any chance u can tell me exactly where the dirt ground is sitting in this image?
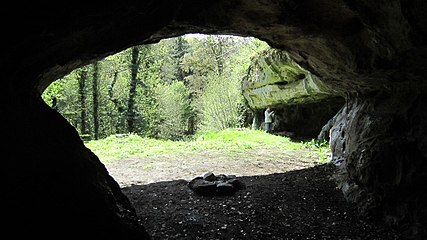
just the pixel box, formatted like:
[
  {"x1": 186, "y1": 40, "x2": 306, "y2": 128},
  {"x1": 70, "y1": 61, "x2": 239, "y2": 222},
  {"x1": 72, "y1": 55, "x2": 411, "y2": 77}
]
[{"x1": 104, "y1": 148, "x2": 404, "y2": 240}]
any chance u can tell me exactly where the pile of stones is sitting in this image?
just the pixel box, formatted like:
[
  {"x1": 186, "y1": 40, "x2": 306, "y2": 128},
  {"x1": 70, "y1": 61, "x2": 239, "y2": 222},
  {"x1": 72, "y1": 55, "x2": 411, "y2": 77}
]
[{"x1": 188, "y1": 172, "x2": 245, "y2": 196}]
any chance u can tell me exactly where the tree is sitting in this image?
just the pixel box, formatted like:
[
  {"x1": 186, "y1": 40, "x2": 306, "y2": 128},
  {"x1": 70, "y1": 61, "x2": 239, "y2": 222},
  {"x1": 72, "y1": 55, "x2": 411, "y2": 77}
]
[
  {"x1": 205, "y1": 35, "x2": 228, "y2": 75},
  {"x1": 199, "y1": 74, "x2": 243, "y2": 131},
  {"x1": 160, "y1": 36, "x2": 190, "y2": 84},
  {"x1": 127, "y1": 46, "x2": 140, "y2": 133},
  {"x1": 103, "y1": 50, "x2": 130, "y2": 135},
  {"x1": 41, "y1": 34, "x2": 270, "y2": 139},
  {"x1": 92, "y1": 62, "x2": 100, "y2": 139},
  {"x1": 78, "y1": 67, "x2": 89, "y2": 137},
  {"x1": 181, "y1": 35, "x2": 269, "y2": 131},
  {"x1": 155, "y1": 81, "x2": 191, "y2": 139}
]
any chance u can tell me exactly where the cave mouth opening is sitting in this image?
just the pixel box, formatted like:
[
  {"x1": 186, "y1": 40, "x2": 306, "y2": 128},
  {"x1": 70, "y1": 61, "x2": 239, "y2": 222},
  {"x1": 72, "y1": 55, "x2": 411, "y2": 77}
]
[
  {"x1": 40, "y1": 31, "x2": 390, "y2": 239},
  {"x1": 42, "y1": 33, "x2": 270, "y2": 141},
  {"x1": 41, "y1": 33, "x2": 334, "y2": 187}
]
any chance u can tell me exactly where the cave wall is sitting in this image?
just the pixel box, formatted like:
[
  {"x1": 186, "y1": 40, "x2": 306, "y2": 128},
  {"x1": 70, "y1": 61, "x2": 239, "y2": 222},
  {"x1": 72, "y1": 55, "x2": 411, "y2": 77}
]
[
  {"x1": 326, "y1": 92, "x2": 427, "y2": 237},
  {"x1": 2, "y1": 0, "x2": 427, "y2": 238},
  {"x1": 4, "y1": 95, "x2": 150, "y2": 238}
]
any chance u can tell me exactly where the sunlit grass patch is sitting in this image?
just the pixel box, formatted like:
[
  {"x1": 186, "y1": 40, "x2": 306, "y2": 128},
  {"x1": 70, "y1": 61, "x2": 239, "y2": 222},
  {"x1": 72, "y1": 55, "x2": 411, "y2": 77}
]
[
  {"x1": 193, "y1": 128, "x2": 303, "y2": 151},
  {"x1": 85, "y1": 128, "x2": 330, "y2": 164}
]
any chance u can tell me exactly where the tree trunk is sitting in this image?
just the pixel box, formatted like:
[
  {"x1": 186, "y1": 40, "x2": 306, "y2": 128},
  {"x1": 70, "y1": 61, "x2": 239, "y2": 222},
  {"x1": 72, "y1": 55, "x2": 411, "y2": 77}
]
[
  {"x1": 108, "y1": 71, "x2": 126, "y2": 133},
  {"x1": 92, "y1": 62, "x2": 100, "y2": 139},
  {"x1": 207, "y1": 35, "x2": 226, "y2": 76},
  {"x1": 175, "y1": 36, "x2": 188, "y2": 81},
  {"x1": 127, "y1": 46, "x2": 139, "y2": 133},
  {"x1": 78, "y1": 68, "x2": 88, "y2": 136}
]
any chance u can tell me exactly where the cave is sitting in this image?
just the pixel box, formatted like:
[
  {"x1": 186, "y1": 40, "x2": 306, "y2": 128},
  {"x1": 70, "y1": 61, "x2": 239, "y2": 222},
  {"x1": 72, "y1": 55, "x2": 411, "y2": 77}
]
[{"x1": 3, "y1": 0, "x2": 427, "y2": 239}]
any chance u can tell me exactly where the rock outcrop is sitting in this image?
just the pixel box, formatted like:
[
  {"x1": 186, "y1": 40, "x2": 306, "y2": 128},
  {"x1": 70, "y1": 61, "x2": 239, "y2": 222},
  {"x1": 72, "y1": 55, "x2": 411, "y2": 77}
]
[
  {"x1": 2, "y1": 0, "x2": 427, "y2": 238},
  {"x1": 242, "y1": 49, "x2": 336, "y2": 108},
  {"x1": 242, "y1": 49, "x2": 344, "y2": 138},
  {"x1": 324, "y1": 93, "x2": 427, "y2": 237}
]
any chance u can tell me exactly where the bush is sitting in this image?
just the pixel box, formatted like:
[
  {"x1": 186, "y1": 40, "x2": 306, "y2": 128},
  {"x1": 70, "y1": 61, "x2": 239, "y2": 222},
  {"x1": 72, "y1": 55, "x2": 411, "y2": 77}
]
[
  {"x1": 199, "y1": 75, "x2": 243, "y2": 131},
  {"x1": 155, "y1": 81, "x2": 191, "y2": 140}
]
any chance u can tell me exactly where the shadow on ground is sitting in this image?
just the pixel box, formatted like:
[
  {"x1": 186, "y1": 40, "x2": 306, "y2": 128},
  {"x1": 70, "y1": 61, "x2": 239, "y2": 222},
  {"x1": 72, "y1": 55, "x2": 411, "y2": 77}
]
[{"x1": 122, "y1": 164, "x2": 402, "y2": 240}]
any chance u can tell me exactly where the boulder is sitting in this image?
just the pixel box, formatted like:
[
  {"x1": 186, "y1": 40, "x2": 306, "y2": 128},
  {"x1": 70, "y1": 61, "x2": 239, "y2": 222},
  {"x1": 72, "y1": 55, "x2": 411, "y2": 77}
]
[{"x1": 242, "y1": 49, "x2": 335, "y2": 108}]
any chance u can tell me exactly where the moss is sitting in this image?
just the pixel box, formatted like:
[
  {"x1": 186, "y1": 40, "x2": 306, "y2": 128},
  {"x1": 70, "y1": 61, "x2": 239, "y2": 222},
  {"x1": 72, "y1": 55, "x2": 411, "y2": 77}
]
[
  {"x1": 243, "y1": 49, "x2": 310, "y2": 90},
  {"x1": 242, "y1": 49, "x2": 333, "y2": 109}
]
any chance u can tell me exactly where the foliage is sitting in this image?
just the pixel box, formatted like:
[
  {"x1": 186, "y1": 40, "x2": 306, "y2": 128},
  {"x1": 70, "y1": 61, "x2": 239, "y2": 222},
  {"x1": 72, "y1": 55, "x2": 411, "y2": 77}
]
[
  {"x1": 42, "y1": 34, "x2": 270, "y2": 140},
  {"x1": 42, "y1": 80, "x2": 63, "y2": 106},
  {"x1": 198, "y1": 75, "x2": 243, "y2": 131},
  {"x1": 303, "y1": 139, "x2": 331, "y2": 164},
  {"x1": 183, "y1": 35, "x2": 269, "y2": 131},
  {"x1": 154, "y1": 81, "x2": 191, "y2": 140}
]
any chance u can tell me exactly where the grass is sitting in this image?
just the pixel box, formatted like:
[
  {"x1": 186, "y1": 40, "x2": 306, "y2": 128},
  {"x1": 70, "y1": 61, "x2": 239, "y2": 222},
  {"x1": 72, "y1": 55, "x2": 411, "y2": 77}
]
[{"x1": 85, "y1": 128, "x2": 330, "y2": 164}]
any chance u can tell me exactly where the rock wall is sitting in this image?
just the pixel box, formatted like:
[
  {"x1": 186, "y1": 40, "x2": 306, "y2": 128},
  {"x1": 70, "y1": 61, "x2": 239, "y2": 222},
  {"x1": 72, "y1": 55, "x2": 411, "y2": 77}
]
[
  {"x1": 325, "y1": 92, "x2": 427, "y2": 237},
  {"x1": 4, "y1": 94, "x2": 150, "y2": 238},
  {"x1": 2, "y1": 0, "x2": 427, "y2": 239},
  {"x1": 244, "y1": 44, "x2": 427, "y2": 238}
]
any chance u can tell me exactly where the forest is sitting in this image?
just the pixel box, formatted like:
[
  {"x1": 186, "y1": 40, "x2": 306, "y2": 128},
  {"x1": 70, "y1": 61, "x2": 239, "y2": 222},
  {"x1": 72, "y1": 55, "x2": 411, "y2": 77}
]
[{"x1": 42, "y1": 34, "x2": 269, "y2": 140}]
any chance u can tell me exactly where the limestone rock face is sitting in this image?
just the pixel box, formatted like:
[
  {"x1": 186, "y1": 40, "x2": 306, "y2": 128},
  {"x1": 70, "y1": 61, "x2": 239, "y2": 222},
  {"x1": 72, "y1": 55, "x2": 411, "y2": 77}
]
[
  {"x1": 242, "y1": 49, "x2": 334, "y2": 109},
  {"x1": 328, "y1": 93, "x2": 427, "y2": 237},
  {"x1": 243, "y1": 49, "x2": 344, "y2": 137}
]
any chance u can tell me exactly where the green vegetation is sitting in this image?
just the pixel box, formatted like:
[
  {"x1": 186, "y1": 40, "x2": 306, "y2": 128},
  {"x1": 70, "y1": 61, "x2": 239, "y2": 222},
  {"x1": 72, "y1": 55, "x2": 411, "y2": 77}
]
[
  {"x1": 303, "y1": 139, "x2": 331, "y2": 164},
  {"x1": 43, "y1": 34, "x2": 269, "y2": 140},
  {"x1": 85, "y1": 128, "x2": 330, "y2": 164},
  {"x1": 44, "y1": 34, "x2": 332, "y2": 167}
]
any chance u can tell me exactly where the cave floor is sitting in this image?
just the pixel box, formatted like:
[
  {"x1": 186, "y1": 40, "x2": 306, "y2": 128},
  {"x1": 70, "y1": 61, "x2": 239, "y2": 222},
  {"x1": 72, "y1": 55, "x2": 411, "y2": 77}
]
[{"x1": 105, "y1": 149, "x2": 403, "y2": 240}]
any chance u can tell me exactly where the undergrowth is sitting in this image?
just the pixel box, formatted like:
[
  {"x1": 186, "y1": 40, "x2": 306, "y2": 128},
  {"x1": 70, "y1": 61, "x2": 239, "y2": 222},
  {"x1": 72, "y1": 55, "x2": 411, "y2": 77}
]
[{"x1": 85, "y1": 128, "x2": 330, "y2": 164}]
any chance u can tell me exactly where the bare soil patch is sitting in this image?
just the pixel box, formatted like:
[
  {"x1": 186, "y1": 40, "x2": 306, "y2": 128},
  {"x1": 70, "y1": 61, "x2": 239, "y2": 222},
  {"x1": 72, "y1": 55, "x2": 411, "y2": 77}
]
[
  {"x1": 105, "y1": 148, "x2": 315, "y2": 187},
  {"x1": 104, "y1": 148, "x2": 403, "y2": 239}
]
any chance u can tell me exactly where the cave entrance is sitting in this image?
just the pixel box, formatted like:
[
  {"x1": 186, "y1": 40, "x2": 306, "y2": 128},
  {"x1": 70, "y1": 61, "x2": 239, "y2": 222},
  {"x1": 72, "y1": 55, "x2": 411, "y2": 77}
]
[
  {"x1": 42, "y1": 33, "x2": 333, "y2": 187},
  {"x1": 41, "y1": 33, "x2": 383, "y2": 239},
  {"x1": 42, "y1": 34, "x2": 270, "y2": 140}
]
